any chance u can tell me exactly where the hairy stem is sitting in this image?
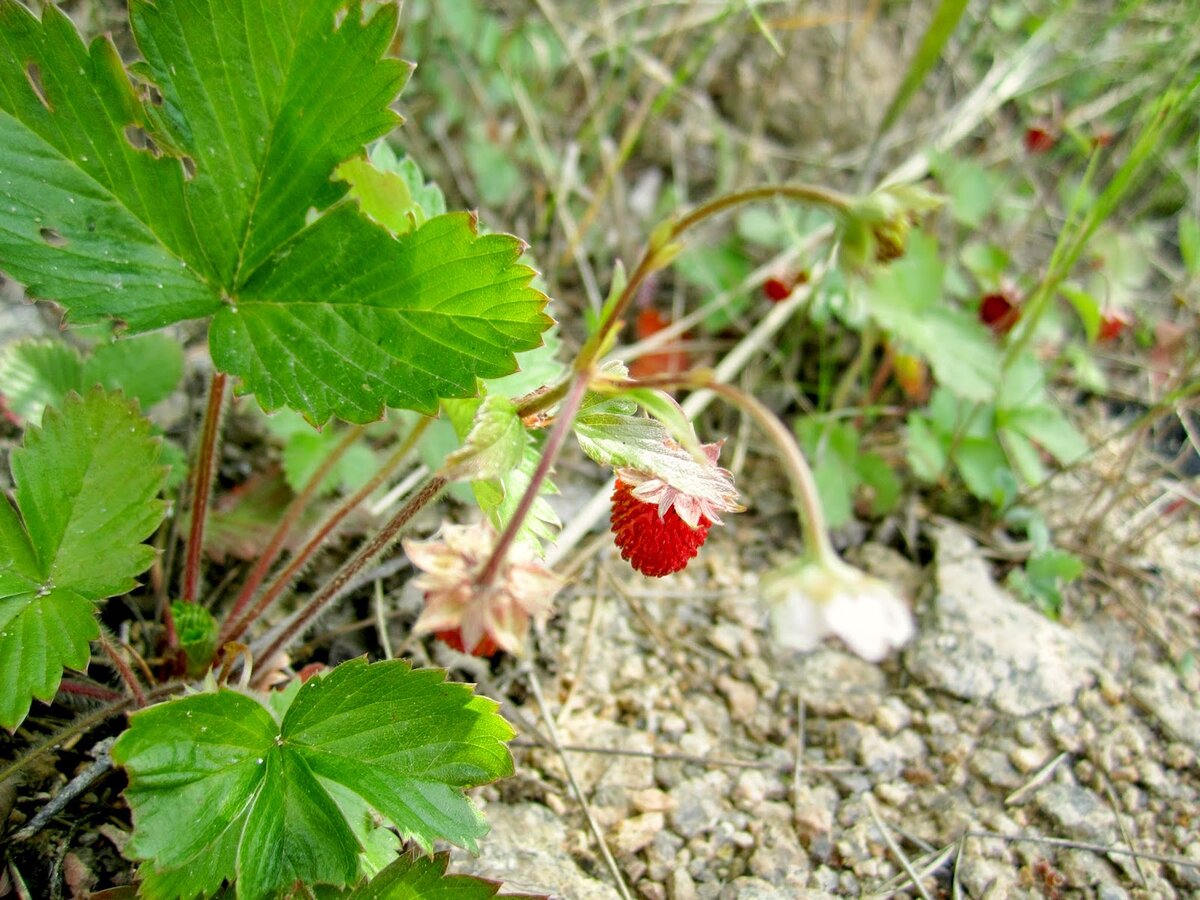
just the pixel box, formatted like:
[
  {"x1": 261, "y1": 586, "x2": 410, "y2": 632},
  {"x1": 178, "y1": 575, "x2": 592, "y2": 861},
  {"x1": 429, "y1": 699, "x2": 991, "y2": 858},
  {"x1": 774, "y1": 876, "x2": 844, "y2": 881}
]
[
  {"x1": 474, "y1": 375, "x2": 589, "y2": 588},
  {"x1": 57, "y1": 679, "x2": 123, "y2": 703},
  {"x1": 221, "y1": 417, "x2": 431, "y2": 646},
  {"x1": 223, "y1": 425, "x2": 365, "y2": 632},
  {"x1": 181, "y1": 371, "x2": 227, "y2": 605},
  {"x1": 97, "y1": 632, "x2": 146, "y2": 708},
  {"x1": 251, "y1": 476, "x2": 447, "y2": 684}
]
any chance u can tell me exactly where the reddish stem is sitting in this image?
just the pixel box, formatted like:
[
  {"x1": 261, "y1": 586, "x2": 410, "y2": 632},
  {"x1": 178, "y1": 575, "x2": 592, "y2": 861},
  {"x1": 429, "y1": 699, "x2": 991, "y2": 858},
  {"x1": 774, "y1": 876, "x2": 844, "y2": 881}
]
[
  {"x1": 250, "y1": 475, "x2": 447, "y2": 685},
  {"x1": 181, "y1": 371, "x2": 228, "y2": 605},
  {"x1": 474, "y1": 374, "x2": 589, "y2": 588},
  {"x1": 220, "y1": 417, "x2": 431, "y2": 646},
  {"x1": 98, "y1": 633, "x2": 147, "y2": 708},
  {"x1": 222, "y1": 425, "x2": 364, "y2": 631},
  {"x1": 57, "y1": 679, "x2": 123, "y2": 703}
]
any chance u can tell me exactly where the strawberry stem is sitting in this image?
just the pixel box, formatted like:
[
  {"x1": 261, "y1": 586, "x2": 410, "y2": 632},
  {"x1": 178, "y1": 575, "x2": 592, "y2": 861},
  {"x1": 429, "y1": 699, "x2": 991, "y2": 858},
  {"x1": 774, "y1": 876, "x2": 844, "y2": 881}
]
[{"x1": 180, "y1": 371, "x2": 227, "y2": 607}]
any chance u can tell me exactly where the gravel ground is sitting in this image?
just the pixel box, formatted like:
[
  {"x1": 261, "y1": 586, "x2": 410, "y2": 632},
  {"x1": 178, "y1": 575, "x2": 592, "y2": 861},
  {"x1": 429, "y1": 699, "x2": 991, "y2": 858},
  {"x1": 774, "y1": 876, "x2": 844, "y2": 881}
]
[{"x1": 446, "y1": 511, "x2": 1200, "y2": 899}]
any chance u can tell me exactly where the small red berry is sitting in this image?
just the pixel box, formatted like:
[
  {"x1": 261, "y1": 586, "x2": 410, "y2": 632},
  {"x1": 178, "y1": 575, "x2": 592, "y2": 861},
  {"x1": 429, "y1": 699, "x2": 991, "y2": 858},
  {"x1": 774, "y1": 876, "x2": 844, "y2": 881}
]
[
  {"x1": 979, "y1": 290, "x2": 1021, "y2": 336},
  {"x1": 1097, "y1": 309, "x2": 1130, "y2": 343},
  {"x1": 610, "y1": 479, "x2": 712, "y2": 577},
  {"x1": 435, "y1": 628, "x2": 501, "y2": 657},
  {"x1": 1024, "y1": 125, "x2": 1056, "y2": 154},
  {"x1": 763, "y1": 276, "x2": 792, "y2": 302},
  {"x1": 763, "y1": 271, "x2": 810, "y2": 303}
]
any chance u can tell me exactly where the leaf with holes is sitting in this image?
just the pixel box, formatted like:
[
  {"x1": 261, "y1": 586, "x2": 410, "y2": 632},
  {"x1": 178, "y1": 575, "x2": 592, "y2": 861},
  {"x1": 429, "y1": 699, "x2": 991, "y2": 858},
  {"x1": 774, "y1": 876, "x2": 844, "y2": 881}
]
[
  {"x1": 0, "y1": 389, "x2": 166, "y2": 730},
  {"x1": 0, "y1": 1, "x2": 551, "y2": 425},
  {"x1": 112, "y1": 658, "x2": 515, "y2": 899}
]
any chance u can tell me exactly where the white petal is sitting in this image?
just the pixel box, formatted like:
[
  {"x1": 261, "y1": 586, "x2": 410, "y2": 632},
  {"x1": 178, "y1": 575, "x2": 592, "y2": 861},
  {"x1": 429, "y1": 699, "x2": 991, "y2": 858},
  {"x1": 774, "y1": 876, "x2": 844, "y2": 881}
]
[
  {"x1": 769, "y1": 589, "x2": 829, "y2": 651},
  {"x1": 822, "y1": 586, "x2": 913, "y2": 662}
]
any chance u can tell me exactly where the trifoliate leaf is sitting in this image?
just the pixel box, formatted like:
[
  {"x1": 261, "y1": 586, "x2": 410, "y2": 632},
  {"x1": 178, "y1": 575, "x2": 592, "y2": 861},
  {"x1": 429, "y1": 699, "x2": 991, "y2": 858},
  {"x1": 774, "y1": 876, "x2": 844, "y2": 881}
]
[
  {"x1": 0, "y1": 1, "x2": 552, "y2": 425},
  {"x1": 0, "y1": 389, "x2": 165, "y2": 729},
  {"x1": 112, "y1": 658, "x2": 515, "y2": 899}
]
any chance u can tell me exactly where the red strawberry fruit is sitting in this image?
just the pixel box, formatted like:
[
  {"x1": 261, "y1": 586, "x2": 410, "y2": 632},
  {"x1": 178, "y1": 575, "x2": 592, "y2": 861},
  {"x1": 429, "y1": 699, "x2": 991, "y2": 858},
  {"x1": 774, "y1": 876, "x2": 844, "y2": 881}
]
[
  {"x1": 610, "y1": 479, "x2": 712, "y2": 577},
  {"x1": 979, "y1": 290, "x2": 1021, "y2": 336},
  {"x1": 1097, "y1": 309, "x2": 1130, "y2": 343},
  {"x1": 1024, "y1": 125, "x2": 1056, "y2": 154}
]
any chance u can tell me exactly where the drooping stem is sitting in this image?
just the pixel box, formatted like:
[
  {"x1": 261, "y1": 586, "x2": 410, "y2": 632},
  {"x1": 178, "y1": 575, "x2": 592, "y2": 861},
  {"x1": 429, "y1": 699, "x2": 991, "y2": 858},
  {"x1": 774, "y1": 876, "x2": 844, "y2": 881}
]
[
  {"x1": 669, "y1": 183, "x2": 852, "y2": 242},
  {"x1": 221, "y1": 416, "x2": 432, "y2": 646},
  {"x1": 700, "y1": 379, "x2": 835, "y2": 560},
  {"x1": 251, "y1": 475, "x2": 447, "y2": 684},
  {"x1": 97, "y1": 632, "x2": 147, "y2": 708},
  {"x1": 474, "y1": 374, "x2": 589, "y2": 588},
  {"x1": 223, "y1": 425, "x2": 365, "y2": 631},
  {"x1": 572, "y1": 182, "x2": 854, "y2": 396},
  {"x1": 181, "y1": 371, "x2": 228, "y2": 605}
]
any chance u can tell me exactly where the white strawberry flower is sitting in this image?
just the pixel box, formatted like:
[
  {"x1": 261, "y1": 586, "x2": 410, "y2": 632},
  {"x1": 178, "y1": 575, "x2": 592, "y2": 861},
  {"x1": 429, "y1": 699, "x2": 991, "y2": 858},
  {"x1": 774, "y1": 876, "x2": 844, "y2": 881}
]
[{"x1": 761, "y1": 552, "x2": 913, "y2": 662}]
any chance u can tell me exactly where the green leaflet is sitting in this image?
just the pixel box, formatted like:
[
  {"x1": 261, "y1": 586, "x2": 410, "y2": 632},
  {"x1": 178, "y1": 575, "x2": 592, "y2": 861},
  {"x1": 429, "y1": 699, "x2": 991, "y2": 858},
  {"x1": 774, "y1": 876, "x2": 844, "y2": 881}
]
[
  {"x1": 0, "y1": 335, "x2": 184, "y2": 424},
  {"x1": 0, "y1": 389, "x2": 166, "y2": 730},
  {"x1": 113, "y1": 658, "x2": 515, "y2": 899},
  {"x1": 347, "y1": 851, "x2": 511, "y2": 899},
  {"x1": 0, "y1": 0, "x2": 552, "y2": 425}
]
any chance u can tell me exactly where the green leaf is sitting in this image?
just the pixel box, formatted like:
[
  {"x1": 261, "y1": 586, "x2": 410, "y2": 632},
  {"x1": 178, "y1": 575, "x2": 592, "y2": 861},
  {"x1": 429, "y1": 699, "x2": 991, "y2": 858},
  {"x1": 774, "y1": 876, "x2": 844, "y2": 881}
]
[
  {"x1": 931, "y1": 153, "x2": 1003, "y2": 229},
  {"x1": 0, "y1": 339, "x2": 83, "y2": 424},
  {"x1": 0, "y1": 335, "x2": 183, "y2": 425},
  {"x1": 349, "y1": 851, "x2": 505, "y2": 900},
  {"x1": 905, "y1": 413, "x2": 946, "y2": 483},
  {"x1": 260, "y1": 409, "x2": 376, "y2": 497},
  {"x1": 796, "y1": 419, "x2": 859, "y2": 529},
  {"x1": 1008, "y1": 548, "x2": 1083, "y2": 618},
  {"x1": 442, "y1": 395, "x2": 526, "y2": 483},
  {"x1": 336, "y1": 154, "x2": 424, "y2": 236},
  {"x1": 0, "y1": 389, "x2": 165, "y2": 729},
  {"x1": 210, "y1": 210, "x2": 552, "y2": 423},
  {"x1": 954, "y1": 436, "x2": 1009, "y2": 502},
  {"x1": 1059, "y1": 284, "x2": 1101, "y2": 343},
  {"x1": 856, "y1": 452, "x2": 901, "y2": 517},
  {"x1": 82, "y1": 334, "x2": 185, "y2": 410},
  {"x1": 484, "y1": 326, "x2": 565, "y2": 399},
  {"x1": 0, "y1": 2, "x2": 552, "y2": 425},
  {"x1": 442, "y1": 398, "x2": 560, "y2": 551},
  {"x1": 862, "y1": 232, "x2": 1001, "y2": 401},
  {"x1": 471, "y1": 439, "x2": 561, "y2": 552},
  {"x1": 999, "y1": 427, "x2": 1046, "y2": 486},
  {"x1": 0, "y1": 2, "x2": 218, "y2": 331},
  {"x1": 112, "y1": 658, "x2": 515, "y2": 899}
]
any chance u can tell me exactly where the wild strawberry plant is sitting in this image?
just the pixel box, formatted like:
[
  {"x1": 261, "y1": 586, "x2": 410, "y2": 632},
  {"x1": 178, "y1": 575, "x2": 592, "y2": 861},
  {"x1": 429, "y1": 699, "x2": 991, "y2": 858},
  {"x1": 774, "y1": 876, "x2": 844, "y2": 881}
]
[{"x1": 7, "y1": 0, "x2": 1186, "y2": 895}]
